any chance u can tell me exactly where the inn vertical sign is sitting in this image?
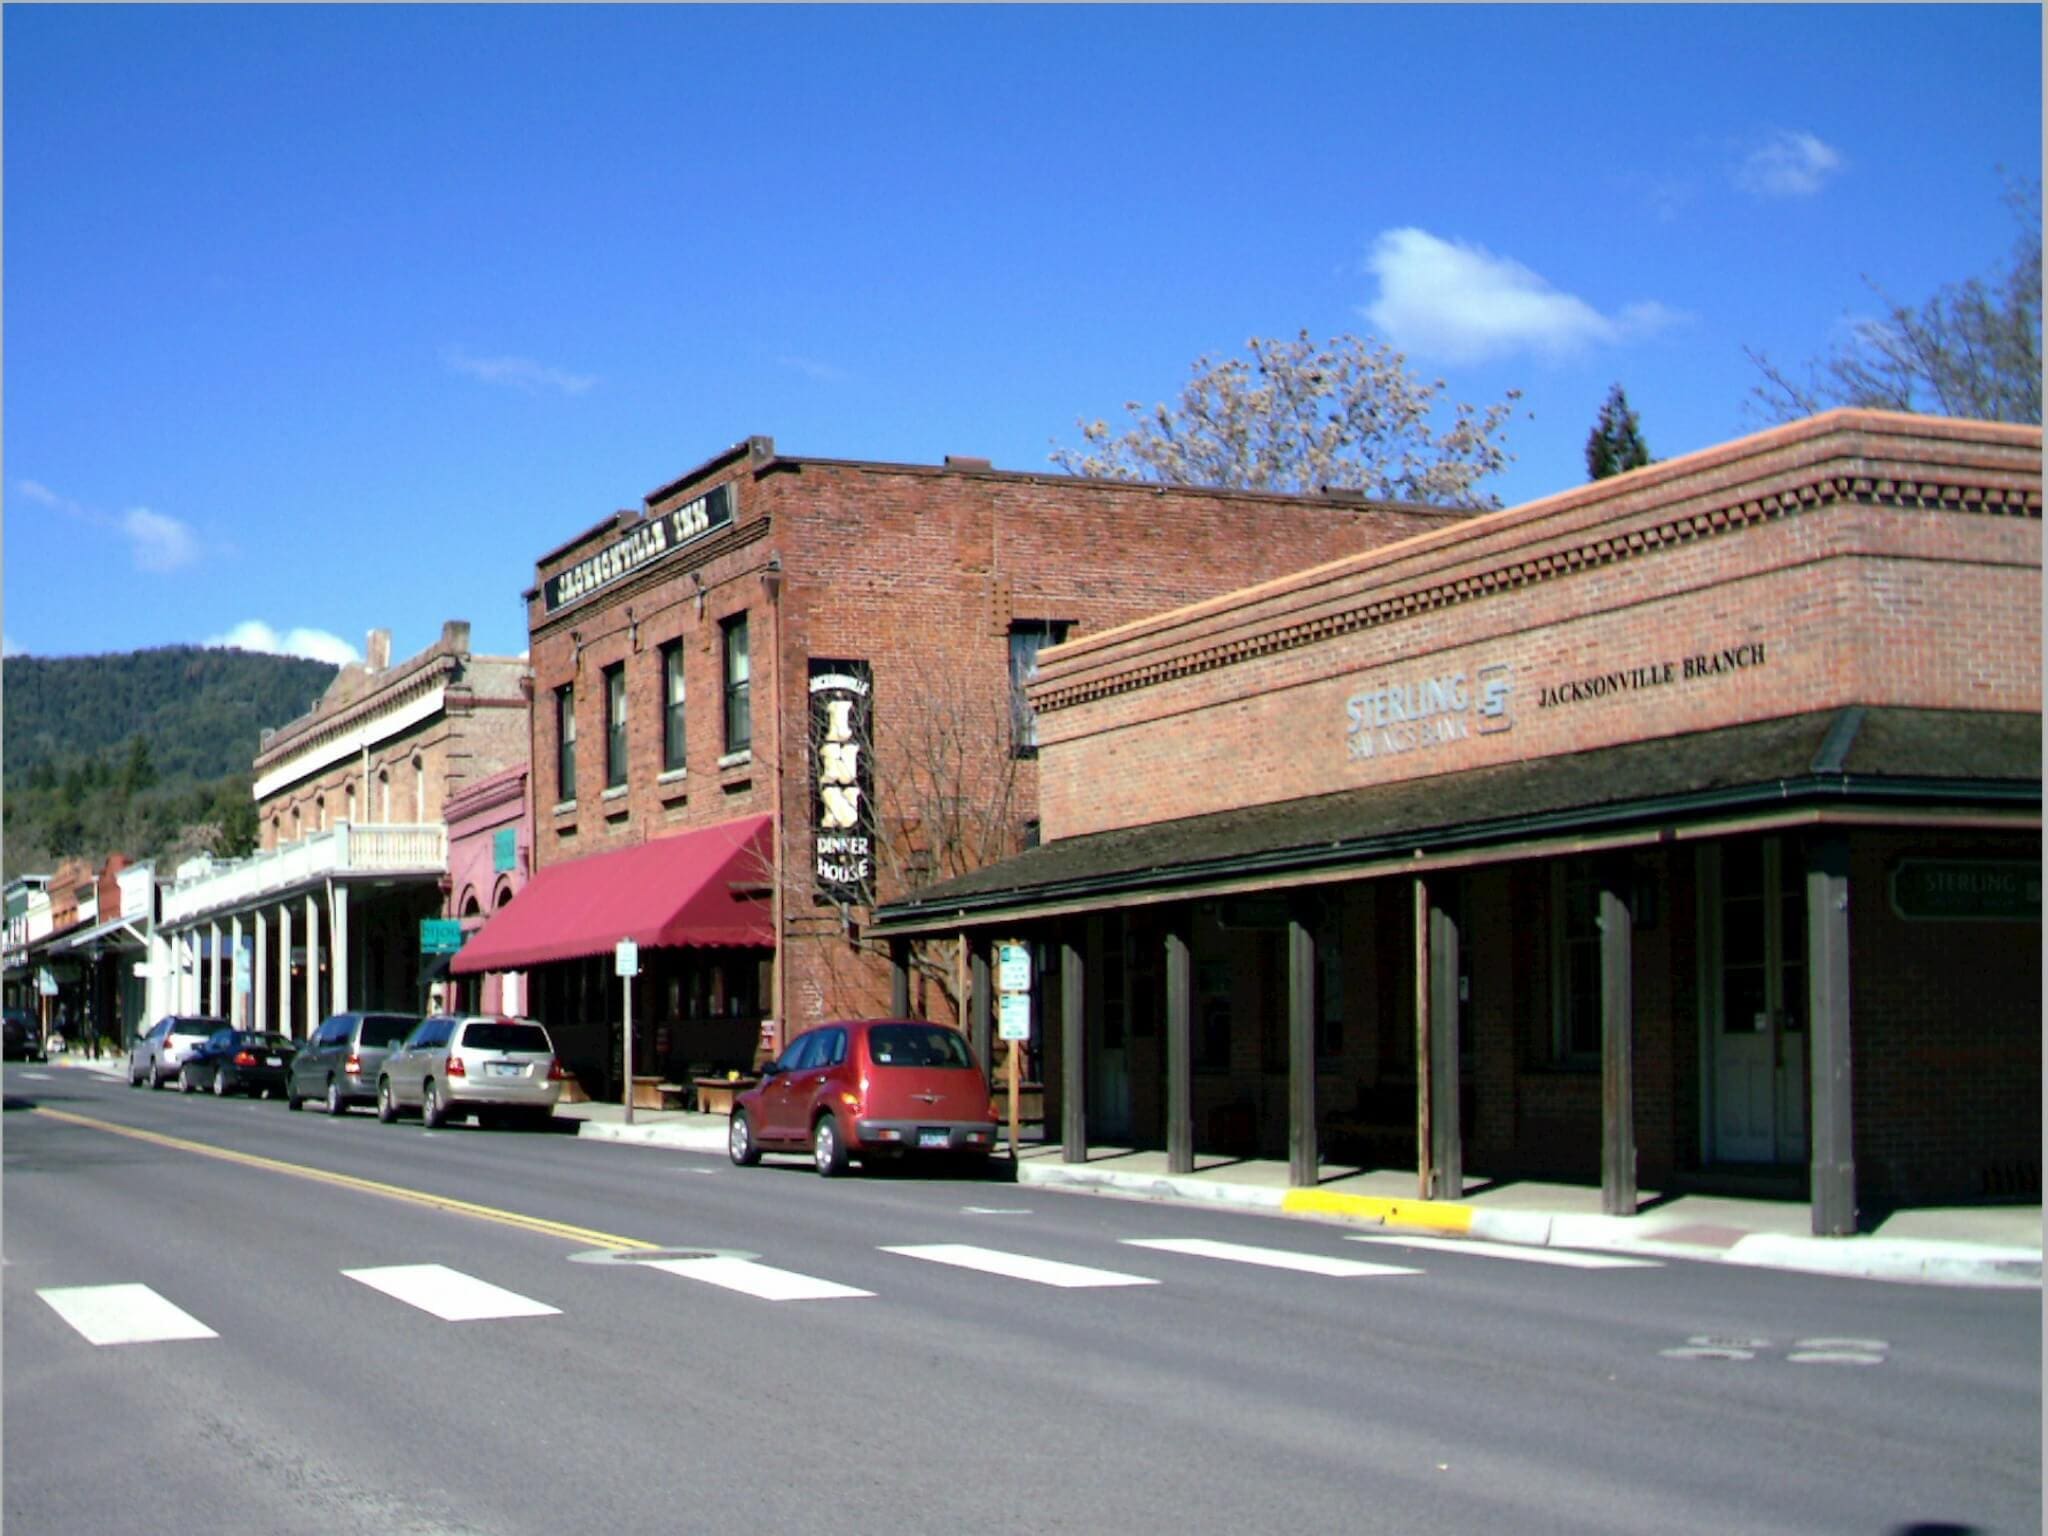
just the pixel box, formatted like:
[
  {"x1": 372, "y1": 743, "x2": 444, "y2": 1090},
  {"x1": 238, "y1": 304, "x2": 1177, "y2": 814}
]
[{"x1": 810, "y1": 661, "x2": 875, "y2": 906}]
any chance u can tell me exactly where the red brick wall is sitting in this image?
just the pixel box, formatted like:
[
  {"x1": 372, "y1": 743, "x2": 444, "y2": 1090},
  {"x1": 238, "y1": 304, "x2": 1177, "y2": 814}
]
[
  {"x1": 1033, "y1": 414, "x2": 2042, "y2": 838},
  {"x1": 524, "y1": 451, "x2": 1465, "y2": 1033},
  {"x1": 1849, "y1": 828, "x2": 2042, "y2": 1206}
]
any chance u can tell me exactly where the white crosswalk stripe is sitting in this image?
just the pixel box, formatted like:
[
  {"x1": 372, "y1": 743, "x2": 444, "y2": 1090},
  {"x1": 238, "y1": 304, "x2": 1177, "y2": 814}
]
[
  {"x1": 646, "y1": 1255, "x2": 872, "y2": 1301},
  {"x1": 882, "y1": 1243, "x2": 1158, "y2": 1288},
  {"x1": 1122, "y1": 1237, "x2": 1422, "y2": 1277},
  {"x1": 343, "y1": 1264, "x2": 562, "y2": 1320},
  {"x1": 38, "y1": 1283, "x2": 217, "y2": 1345},
  {"x1": 1346, "y1": 1235, "x2": 1663, "y2": 1269}
]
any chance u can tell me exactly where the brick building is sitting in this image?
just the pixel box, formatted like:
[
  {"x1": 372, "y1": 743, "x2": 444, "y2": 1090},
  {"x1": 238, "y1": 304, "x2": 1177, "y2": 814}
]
[
  {"x1": 159, "y1": 621, "x2": 528, "y2": 1033},
  {"x1": 442, "y1": 762, "x2": 533, "y2": 1018},
  {"x1": 452, "y1": 435, "x2": 1466, "y2": 1102},
  {"x1": 877, "y1": 411, "x2": 2042, "y2": 1229}
]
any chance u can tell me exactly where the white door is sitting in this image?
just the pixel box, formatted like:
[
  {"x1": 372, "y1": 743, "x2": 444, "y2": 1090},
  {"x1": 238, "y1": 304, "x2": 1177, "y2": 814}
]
[{"x1": 1707, "y1": 838, "x2": 1808, "y2": 1165}]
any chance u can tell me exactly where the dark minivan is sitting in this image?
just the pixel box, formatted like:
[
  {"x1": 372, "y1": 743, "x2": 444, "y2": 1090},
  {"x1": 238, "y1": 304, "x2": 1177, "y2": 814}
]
[{"x1": 287, "y1": 1011, "x2": 422, "y2": 1116}]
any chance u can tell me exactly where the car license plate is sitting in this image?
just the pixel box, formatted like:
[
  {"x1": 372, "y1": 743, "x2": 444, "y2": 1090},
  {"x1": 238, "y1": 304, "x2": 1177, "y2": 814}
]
[
  {"x1": 488, "y1": 1062, "x2": 521, "y2": 1077},
  {"x1": 265, "y1": 1056, "x2": 282, "y2": 1067},
  {"x1": 918, "y1": 1129, "x2": 949, "y2": 1148}
]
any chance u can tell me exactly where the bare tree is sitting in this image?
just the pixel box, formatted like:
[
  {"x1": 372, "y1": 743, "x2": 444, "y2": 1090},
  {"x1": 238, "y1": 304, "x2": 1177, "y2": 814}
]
[
  {"x1": 1050, "y1": 329, "x2": 1523, "y2": 508},
  {"x1": 784, "y1": 658, "x2": 1030, "y2": 1031},
  {"x1": 1748, "y1": 179, "x2": 2041, "y2": 426}
]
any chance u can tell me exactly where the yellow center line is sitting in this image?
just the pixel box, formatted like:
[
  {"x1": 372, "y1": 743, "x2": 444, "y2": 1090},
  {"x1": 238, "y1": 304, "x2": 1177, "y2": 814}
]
[{"x1": 32, "y1": 1107, "x2": 659, "y2": 1252}]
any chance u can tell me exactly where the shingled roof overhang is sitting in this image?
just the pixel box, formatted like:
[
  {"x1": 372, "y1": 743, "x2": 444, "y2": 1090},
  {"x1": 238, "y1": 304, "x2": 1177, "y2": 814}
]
[{"x1": 872, "y1": 707, "x2": 2041, "y2": 937}]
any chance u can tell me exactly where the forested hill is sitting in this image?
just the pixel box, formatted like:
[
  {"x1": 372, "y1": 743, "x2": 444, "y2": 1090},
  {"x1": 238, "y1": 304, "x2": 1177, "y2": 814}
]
[{"x1": 2, "y1": 647, "x2": 339, "y2": 881}]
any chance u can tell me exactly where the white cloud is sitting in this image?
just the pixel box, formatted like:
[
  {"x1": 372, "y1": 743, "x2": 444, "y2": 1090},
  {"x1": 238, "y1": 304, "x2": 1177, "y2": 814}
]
[
  {"x1": 1737, "y1": 131, "x2": 1844, "y2": 198},
  {"x1": 779, "y1": 354, "x2": 850, "y2": 383},
  {"x1": 207, "y1": 621, "x2": 361, "y2": 666},
  {"x1": 1362, "y1": 228, "x2": 1682, "y2": 365},
  {"x1": 122, "y1": 507, "x2": 200, "y2": 572},
  {"x1": 444, "y1": 346, "x2": 597, "y2": 396},
  {"x1": 15, "y1": 480, "x2": 64, "y2": 508},
  {"x1": 3, "y1": 634, "x2": 21, "y2": 657}
]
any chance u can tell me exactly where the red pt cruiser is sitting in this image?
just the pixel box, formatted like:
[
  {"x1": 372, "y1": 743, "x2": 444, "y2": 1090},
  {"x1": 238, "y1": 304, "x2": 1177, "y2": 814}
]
[{"x1": 728, "y1": 1019, "x2": 1001, "y2": 1176}]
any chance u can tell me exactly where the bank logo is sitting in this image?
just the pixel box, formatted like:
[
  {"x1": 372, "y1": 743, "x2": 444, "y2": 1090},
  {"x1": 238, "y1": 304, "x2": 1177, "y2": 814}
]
[{"x1": 1344, "y1": 662, "x2": 1514, "y2": 761}]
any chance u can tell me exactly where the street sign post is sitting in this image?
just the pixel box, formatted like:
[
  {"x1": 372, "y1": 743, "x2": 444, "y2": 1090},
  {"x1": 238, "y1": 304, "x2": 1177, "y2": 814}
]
[
  {"x1": 615, "y1": 939, "x2": 639, "y2": 1125},
  {"x1": 995, "y1": 941, "x2": 1032, "y2": 1159}
]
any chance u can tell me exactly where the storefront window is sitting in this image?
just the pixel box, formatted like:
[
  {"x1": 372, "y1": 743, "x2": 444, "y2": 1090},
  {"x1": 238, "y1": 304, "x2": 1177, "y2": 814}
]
[{"x1": 1551, "y1": 859, "x2": 1601, "y2": 1065}]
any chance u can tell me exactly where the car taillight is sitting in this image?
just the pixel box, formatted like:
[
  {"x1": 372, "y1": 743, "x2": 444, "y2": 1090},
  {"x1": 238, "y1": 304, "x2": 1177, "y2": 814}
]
[
  {"x1": 547, "y1": 1059, "x2": 564, "y2": 1081},
  {"x1": 234, "y1": 1051, "x2": 258, "y2": 1067},
  {"x1": 446, "y1": 1054, "x2": 466, "y2": 1078},
  {"x1": 344, "y1": 1054, "x2": 361, "y2": 1074}
]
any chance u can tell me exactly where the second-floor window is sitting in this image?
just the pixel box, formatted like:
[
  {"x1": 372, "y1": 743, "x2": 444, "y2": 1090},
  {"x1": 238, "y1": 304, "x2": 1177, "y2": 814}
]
[
  {"x1": 662, "y1": 641, "x2": 688, "y2": 771},
  {"x1": 555, "y1": 684, "x2": 577, "y2": 802},
  {"x1": 1009, "y1": 619, "x2": 1071, "y2": 756},
  {"x1": 722, "y1": 613, "x2": 751, "y2": 754},
  {"x1": 604, "y1": 663, "x2": 628, "y2": 789}
]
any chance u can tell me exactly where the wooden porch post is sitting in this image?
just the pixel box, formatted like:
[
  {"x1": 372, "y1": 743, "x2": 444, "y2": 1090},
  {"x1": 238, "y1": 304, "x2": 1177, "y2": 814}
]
[
  {"x1": 1287, "y1": 899, "x2": 1319, "y2": 1189},
  {"x1": 968, "y1": 937, "x2": 992, "y2": 1072},
  {"x1": 1413, "y1": 879, "x2": 1432, "y2": 1200},
  {"x1": 1165, "y1": 912, "x2": 1193, "y2": 1175},
  {"x1": 1061, "y1": 933, "x2": 1087, "y2": 1164},
  {"x1": 1807, "y1": 832, "x2": 1856, "y2": 1237},
  {"x1": 1599, "y1": 876, "x2": 1637, "y2": 1216},
  {"x1": 1428, "y1": 902, "x2": 1462, "y2": 1199},
  {"x1": 889, "y1": 938, "x2": 911, "y2": 1018}
]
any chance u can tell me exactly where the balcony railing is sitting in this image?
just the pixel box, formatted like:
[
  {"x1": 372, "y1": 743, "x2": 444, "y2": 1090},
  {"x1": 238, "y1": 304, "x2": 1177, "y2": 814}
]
[{"x1": 161, "y1": 823, "x2": 447, "y2": 926}]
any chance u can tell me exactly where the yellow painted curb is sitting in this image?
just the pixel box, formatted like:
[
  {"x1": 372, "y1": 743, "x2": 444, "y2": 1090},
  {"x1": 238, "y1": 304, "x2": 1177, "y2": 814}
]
[{"x1": 1281, "y1": 1188, "x2": 1475, "y2": 1233}]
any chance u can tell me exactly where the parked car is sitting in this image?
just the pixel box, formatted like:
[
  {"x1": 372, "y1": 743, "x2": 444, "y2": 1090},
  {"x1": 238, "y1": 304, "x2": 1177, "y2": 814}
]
[
  {"x1": 286, "y1": 1011, "x2": 422, "y2": 1115},
  {"x1": 728, "y1": 1019, "x2": 1000, "y2": 1176},
  {"x1": 129, "y1": 1015, "x2": 228, "y2": 1089},
  {"x1": 377, "y1": 1015, "x2": 564, "y2": 1130},
  {"x1": 179, "y1": 1029, "x2": 297, "y2": 1098},
  {"x1": 3, "y1": 1007, "x2": 42, "y2": 1062}
]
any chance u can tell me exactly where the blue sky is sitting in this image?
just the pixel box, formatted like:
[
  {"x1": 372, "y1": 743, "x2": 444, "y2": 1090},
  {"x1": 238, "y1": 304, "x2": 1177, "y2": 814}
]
[{"x1": 6, "y1": 4, "x2": 2039, "y2": 666}]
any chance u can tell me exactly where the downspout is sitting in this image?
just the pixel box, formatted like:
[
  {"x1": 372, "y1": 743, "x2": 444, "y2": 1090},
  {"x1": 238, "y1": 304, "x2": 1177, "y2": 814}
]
[{"x1": 765, "y1": 551, "x2": 787, "y2": 1064}]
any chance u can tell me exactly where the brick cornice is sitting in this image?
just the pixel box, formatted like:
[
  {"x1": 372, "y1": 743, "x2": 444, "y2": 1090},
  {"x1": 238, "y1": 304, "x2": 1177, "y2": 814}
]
[{"x1": 1034, "y1": 468, "x2": 2042, "y2": 716}]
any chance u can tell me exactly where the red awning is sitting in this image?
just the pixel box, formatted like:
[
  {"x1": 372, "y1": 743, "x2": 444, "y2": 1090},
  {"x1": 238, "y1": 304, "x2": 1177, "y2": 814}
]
[{"x1": 450, "y1": 814, "x2": 774, "y2": 974}]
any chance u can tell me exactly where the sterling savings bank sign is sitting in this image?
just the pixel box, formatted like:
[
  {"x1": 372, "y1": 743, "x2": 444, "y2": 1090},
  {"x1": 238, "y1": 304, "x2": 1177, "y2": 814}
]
[{"x1": 1344, "y1": 641, "x2": 1769, "y2": 762}]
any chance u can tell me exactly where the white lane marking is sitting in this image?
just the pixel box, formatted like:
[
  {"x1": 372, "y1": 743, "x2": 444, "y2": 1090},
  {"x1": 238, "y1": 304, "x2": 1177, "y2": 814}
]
[
  {"x1": 1787, "y1": 1349, "x2": 1885, "y2": 1365},
  {"x1": 962, "y1": 1206, "x2": 1033, "y2": 1216},
  {"x1": 882, "y1": 1243, "x2": 1157, "y2": 1289},
  {"x1": 39, "y1": 1284, "x2": 218, "y2": 1345},
  {"x1": 19, "y1": 1071, "x2": 52, "y2": 1081},
  {"x1": 343, "y1": 1264, "x2": 561, "y2": 1321},
  {"x1": 1123, "y1": 1237, "x2": 1420, "y2": 1277},
  {"x1": 645, "y1": 1256, "x2": 872, "y2": 1301},
  {"x1": 1347, "y1": 1234, "x2": 1663, "y2": 1269}
]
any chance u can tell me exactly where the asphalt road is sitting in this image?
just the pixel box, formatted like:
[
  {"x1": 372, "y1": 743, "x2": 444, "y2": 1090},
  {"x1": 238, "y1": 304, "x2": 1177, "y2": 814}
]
[{"x1": 5, "y1": 1066, "x2": 2039, "y2": 1536}]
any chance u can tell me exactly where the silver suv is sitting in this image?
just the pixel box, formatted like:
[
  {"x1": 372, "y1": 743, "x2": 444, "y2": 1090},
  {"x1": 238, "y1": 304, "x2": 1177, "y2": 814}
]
[
  {"x1": 129, "y1": 1015, "x2": 226, "y2": 1089},
  {"x1": 287, "y1": 1011, "x2": 423, "y2": 1116},
  {"x1": 377, "y1": 1016, "x2": 563, "y2": 1130}
]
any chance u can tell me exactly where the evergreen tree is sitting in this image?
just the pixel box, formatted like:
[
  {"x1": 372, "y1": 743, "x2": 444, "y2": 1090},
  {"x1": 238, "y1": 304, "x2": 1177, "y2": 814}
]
[{"x1": 1585, "y1": 383, "x2": 1652, "y2": 480}]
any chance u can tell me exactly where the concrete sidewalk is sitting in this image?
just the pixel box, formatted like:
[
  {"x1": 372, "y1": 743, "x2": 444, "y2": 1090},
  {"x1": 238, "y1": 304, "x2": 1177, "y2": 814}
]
[
  {"x1": 32, "y1": 1056, "x2": 2039, "y2": 1289},
  {"x1": 553, "y1": 1096, "x2": 2041, "y2": 1290}
]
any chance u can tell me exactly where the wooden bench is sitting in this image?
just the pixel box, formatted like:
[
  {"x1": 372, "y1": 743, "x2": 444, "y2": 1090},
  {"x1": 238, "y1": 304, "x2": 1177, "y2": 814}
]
[{"x1": 692, "y1": 1077, "x2": 758, "y2": 1116}]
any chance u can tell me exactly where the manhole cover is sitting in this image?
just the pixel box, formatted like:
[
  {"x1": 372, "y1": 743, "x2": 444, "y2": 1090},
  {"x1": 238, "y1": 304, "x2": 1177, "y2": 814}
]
[{"x1": 568, "y1": 1247, "x2": 755, "y2": 1266}]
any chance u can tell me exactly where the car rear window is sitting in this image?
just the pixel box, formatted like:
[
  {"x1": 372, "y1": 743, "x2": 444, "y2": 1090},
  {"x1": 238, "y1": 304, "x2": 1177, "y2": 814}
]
[
  {"x1": 241, "y1": 1033, "x2": 293, "y2": 1050},
  {"x1": 359, "y1": 1016, "x2": 417, "y2": 1048},
  {"x1": 172, "y1": 1019, "x2": 224, "y2": 1037},
  {"x1": 461, "y1": 1022, "x2": 551, "y2": 1053},
  {"x1": 866, "y1": 1024, "x2": 973, "y2": 1069}
]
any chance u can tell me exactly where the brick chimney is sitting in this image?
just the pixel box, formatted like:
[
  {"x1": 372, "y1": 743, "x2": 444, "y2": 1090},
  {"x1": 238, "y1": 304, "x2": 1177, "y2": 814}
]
[{"x1": 366, "y1": 629, "x2": 392, "y2": 673}]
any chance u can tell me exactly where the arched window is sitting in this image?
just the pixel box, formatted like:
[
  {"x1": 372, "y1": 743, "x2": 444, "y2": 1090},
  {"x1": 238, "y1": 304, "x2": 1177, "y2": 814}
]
[
  {"x1": 345, "y1": 784, "x2": 356, "y2": 825},
  {"x1": 378, "y1": 768, "x2": 391, "y2": 822},
  {"x1": 315, "y1": 795, "x2": 327, "y2": 832},
  {"x1": 412, "y1": 755, "x2": 426, "y2": 822}
]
